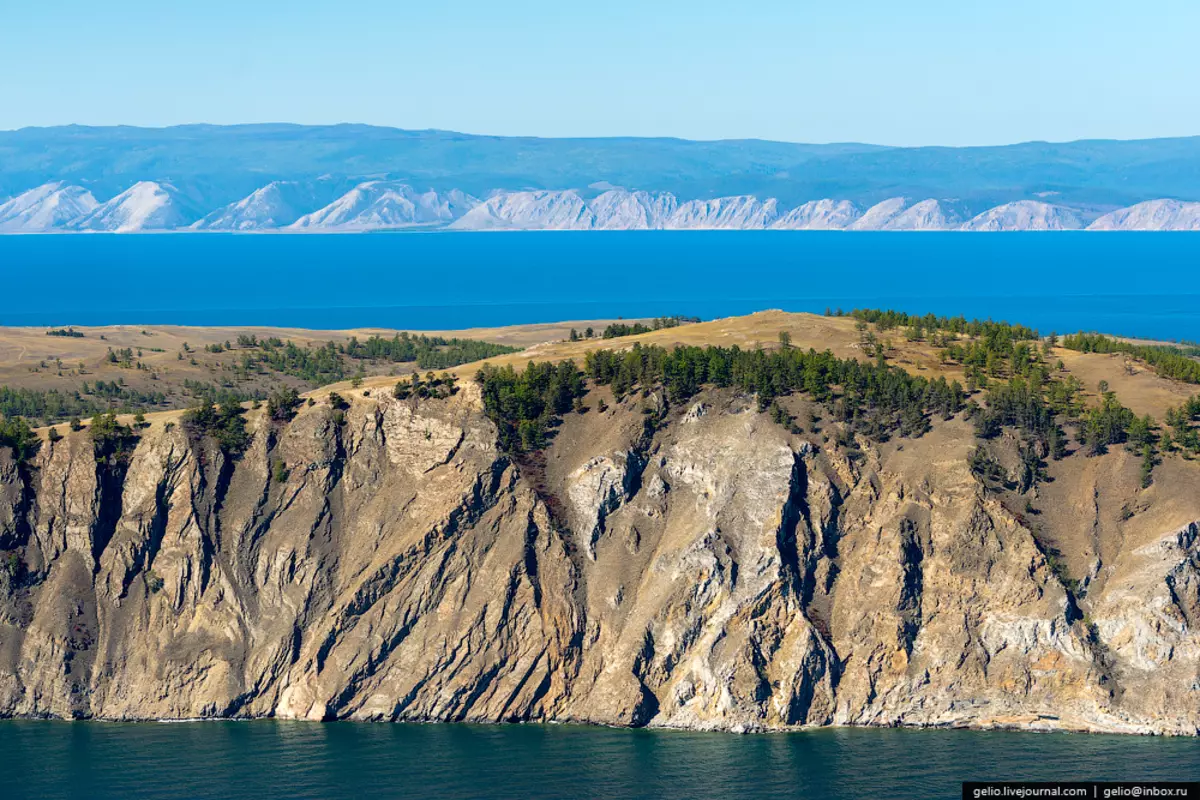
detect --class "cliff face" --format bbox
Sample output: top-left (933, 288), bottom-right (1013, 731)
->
top-left (1, 387), bottom-right (1198, 734)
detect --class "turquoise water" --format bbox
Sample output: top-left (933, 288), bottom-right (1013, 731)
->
top-left (2, 722), bottom-right (1198, 800)
top-left (1, 232), bottom-right (1198, 340)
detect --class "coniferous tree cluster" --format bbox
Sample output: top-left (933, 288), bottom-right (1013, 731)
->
top-left (89, 411), bottom-right (138, 467)
top-left (477, 361), bottom-right (585, 453)
top-left (255, 341), bottom-right (346, 384)
top-left (1163, 396), bottom-right (1200, 455)
top-left (582, 343), bottom-right (964, 441)
top-left (968, 377), bottom-right (1068, 458)
top-left (181, 403), bottom-right (253, 455)
top-left (215, 333), bottom-right (518, 384)
top-left (266, 387), bottom-right (302, 422)
top-left (393, 372), bottom-right (458, 401)
top-left (181, 380), bottom-right (262, 408)
top-left (474, 311), bottom-right (1179, 490)
top-left (478, 342), bottom-right (965, 455)
top-left (0, 384), bottom-right (166, 425)
top-left (0, 416), bottom-right (40, 463)
top-left (1077, 390), bottom-right (1137, 456)
top-left (847, 309), bottom-right (1038, 342)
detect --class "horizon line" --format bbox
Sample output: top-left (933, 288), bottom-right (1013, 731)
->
top-left (3, 121), bottom-right (1200, 151)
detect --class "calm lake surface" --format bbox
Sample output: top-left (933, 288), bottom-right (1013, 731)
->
top-left (1, 232), bottom-right (1198, 340)
top-left (2, 721), bottom-right (1199, 800)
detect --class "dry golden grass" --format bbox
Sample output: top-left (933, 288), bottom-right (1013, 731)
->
top-left (366, 310), bottom-right (965, 384)
top-left (11, 311), bottom-right (1197, 435)
top-left (1053, 347), bottom-right (1196, 420)
top-left (0, 319), bottom-right (632, 391)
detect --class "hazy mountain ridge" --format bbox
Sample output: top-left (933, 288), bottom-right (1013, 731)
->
top-left (4, 179), bottom-right (1200, 232)
top-left (3, 124), bottom-right (1200, 214)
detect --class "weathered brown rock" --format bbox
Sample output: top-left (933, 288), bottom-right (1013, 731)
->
top-left (1, 387), bottom-right (1198, 734)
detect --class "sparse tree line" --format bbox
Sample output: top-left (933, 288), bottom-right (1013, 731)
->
top-left (45, 327), bottom-right (84, 338)
top-left (342, 333), bottom-right (518, 370)
top-left (208, 333), bottom-right (517, 385)
top-left (597, 316), bottom-right (701, 340)
top-left (1061, 332), bottom-right (1200, 385)
top-left (840, 308), bottom-right (1039, 342)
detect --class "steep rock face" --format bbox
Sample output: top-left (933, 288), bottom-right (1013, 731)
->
top-left (2, 389), bottom-right (1199, 734)
top-left (192, 182), bottom-right (335, 231)
top-left (847, 197), bottom-right (911, 230)
top-left (589, 190), bottom-right (678, 230)
top-left (450, 190), bottom-right (593, 230)
top-left (292, 182), bottom-right (478, 230)
top-left (0, 183), bottom-right (98, 232)
top-left (1089, 200), bottom-right (1200, 231)
top-left (666, 196), bottom-right (779, 230)
top-left (772, 199), bottom-right (861, 230)
top-left (961, 201), bottom-right (1084, 231)
top-left (69, 182), bottom-right (198, 232)
top-left (847, 198), bottom-right (964, 230)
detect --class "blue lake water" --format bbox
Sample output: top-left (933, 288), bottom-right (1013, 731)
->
top-left (1, 232), bottom-right (1198, 340)
top-left (2, 721), bottom-right (1198, 800)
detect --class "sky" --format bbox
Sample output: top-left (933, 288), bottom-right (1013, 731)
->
top-left (2, 0), bottom-right (1198, 146)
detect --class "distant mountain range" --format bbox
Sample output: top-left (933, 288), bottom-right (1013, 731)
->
top-left (1, 124), bottom-right (1200, 232)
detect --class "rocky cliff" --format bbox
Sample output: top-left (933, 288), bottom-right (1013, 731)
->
top-left (2, 386), bottom-right (1198, 734)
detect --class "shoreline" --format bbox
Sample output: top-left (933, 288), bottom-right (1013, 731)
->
top-left (0, 713), bottom-right (1191, 738)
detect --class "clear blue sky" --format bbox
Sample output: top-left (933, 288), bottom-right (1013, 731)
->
top-left (3, 0), bottom-right (1197, 146)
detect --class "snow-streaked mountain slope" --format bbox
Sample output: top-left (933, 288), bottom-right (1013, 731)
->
top-left (1088, 199), bottom-right (1200, 231)
top-left (847, 198), bottom-right (962, 230)
top-left (771, 199), bottom-right (861, 229)
top-left (846, 197), bottom-right (910, 230)
top-left (589, 189), bottom-right (678, 229)
top-left (666, 196), bottom-right (779, 229)
top-left (0, 182), bottom-right (98, 232)
top-left (290, 182), bottom-right (478, 230)
top-left (961, 200), bottom-right (1084, 231)
top-left (886, 199), bottom-right (961, 230)
top-left (69, 182), bottom-right (197, 232)
top-left (192, 181), bottom-right (325, 230)
top-left (449, 190), bottom-right (594, 230)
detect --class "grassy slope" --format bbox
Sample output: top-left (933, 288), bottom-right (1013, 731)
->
top-left (7, 310), bottom-right (1197, 441)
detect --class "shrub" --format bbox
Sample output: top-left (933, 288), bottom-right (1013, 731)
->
top-left (89, 411), bottom-right (137, 466)
top-left (266, 388), bottom-right (301, 422)
top-left (181, 403), bottom-right (252, 455)
top-left (0, 416), bottom-right (41, 463)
